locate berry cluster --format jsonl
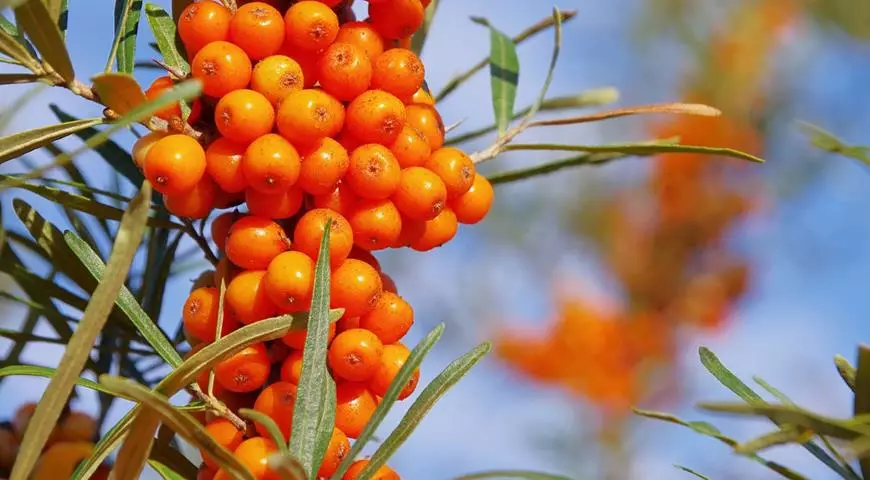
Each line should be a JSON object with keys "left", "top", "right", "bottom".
{"left": 130, "top": 1, "right": 495, "bottom": 479}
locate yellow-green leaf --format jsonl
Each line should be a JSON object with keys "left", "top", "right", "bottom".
{"left": 14, "top": 0, "right": 74, "bottom": 81}
{"left": 145, "top": 2, "right": 189, "bottom": 74}
{"left": 0, "top": 27, "right": 38, "bottom": 68}
{"left": 0, "top": 117, "right": 103, "bottom": 165}
{"left": 240, "top": 409, "right": 288, "bottom": 452}
{"left": 503, "top": 142, "right": 765, "bottom": 163}
{"left": 0, "top": 72, "right": 44, "bottom": 84}
{"left": 855, "top": 346, "right": 870, "bottom": 477}
{"left": 92, "top": 72, "right": 147, "bottom": 115}
{"left": 470, "top": 17, "right": 518, "bottom": 136}
{"left": 455, "top": 471, "right": 572, "bottom": 480}
{"left": 837, "top": 355, "right": 857, "bottom": 392}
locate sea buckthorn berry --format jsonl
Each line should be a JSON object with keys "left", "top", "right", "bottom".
{"left": 211, "top": 211, "right": 237, "bottom": 252}
{"left": 410, "top": 208, "right": 458, "bottom": 251}
{"left": 392, "top": 166, "right": 447, "bottom": 220}
{"left": 251, "top": 55, "right": 304, "bottom": 107}
{"left": 425, "top": 147, "right": 476, "bottom": 198}
{"left": 132, "top": 131, "right": 166, "bottom": 167}
{"left": 298, "top": 137, "right": 349, "bottom": 195}
{"left": 314, "top": 182, "right": 359, "bottom": 217}
{"left": 253, "top": 381, "right": 297, "bottom": 440}
{"left": 213, "top": 188, "right": 245, "bottom": 210}
{"left": 335, "top": 382, "right": 378, "bottom": 439}
{"left": 226, "top": 271, "right": 278, "bottom": 324}
{"left": 342, "top": 460, "right": 400, "bottom": 480}
{"left": 336, "top": 128, "right": 363, "bottom": 153}
{"left": 406, "top": 104, "right": 444, "bottom": 150}
{"left": 226, "top": 216, "right": 292, "bottom": 269}
{"left": 206, "top": 137, "right": 248, "bottom": 194}
{"left": 202, "top": 419, "right": 244, "bottom": 470}
{"left": 278, "top": 41, "right": 320, "bottom": 88}
{"left": 191, "top": 41, "right": 253, "bottom": 98}
{"left": 145, "top": 76, "right": 182, "bottom": 120}
{"left": 178, "top": 2, "right": 231, "bottom": 55}
{"left": 293, "top": 208, "right": 354, "bottom": 267}
{"left": 389, "top": 125, "right": 431, "bottom": 168}
{"left": 264, "top": 251, "right": 314, "bottom": 312}
{"left": 282, "top": 322, "right": 336, "bottom": 349}
{"left": 214, "top": 89, "right": 275, "bottom": 144}
{"left": 198, "top": 465, "right": 217, "bottom": 480}
{"left": 246, "top": 187, "right": 304, "bottom": 219}
{"left": 329, "top": 328, "right": 384, "bottom": 381}
{"left": 229, "top": 2, "right": 285, "bottom": 60}
{"left": 183, "top": 287, "right": 239, "bottom": 343}
{"left": 407, "top": 86, "right": 434, "bottom": 106}
{"left": 165, "top": 176, "right": 217, "bottom": 219}
{"left": 318, "top": 42, "right": 373, "bottom": 101}
{"left": 337, "top": 315, "right": 361, "bottom": 333}
{"left": 346, "top": 90, "right": 406, "bottom": 145}
{"left": 336, "top": 21, "right": 385, "bottom": 62}
{"left": 348, "top": 247, "right": 381, "bottom": 271}
{"left": 243, "top": 133, "right": 302, "bottom": 194}
{"left": 279, "top": 349, "right": 303, "bottom": 384}
{"left": 450, "top": 173, "right": 494, "bottom": 224}
{"left": 144, "top": 134, "right": 206, "bottom": 195}
{"left": 284, "top": 1, "right": 339, "bottom": 52}
{"left": 349, "top": 199, "right": 402, "bottom": 250}
{"left": 372, "top": 48, "right": 425, "bottom": 100}
{"left": 359, "top": 291, "right": 413, "bottom": 345}
{"left": 277, "top": 89, "right": 345, "bottom": 147}
{"left": 346, "top": 144, "right": 401, "bottom": 200}
{"left": 12, "top": 402, "right": 36, "bottom": 438}
{"left": 31, "top": 441, "right": 96, "bottom": 480}
{"left": 331, "top": 258, "right": 383, "bottom": 317}
{"left": 214, "top": 342, "right": 271, "bottom": 392}
{"left": 381, "top": 272, "right": 398, "bottom": 294}
{"left": 57, "top": 411, "right": 97, "bottom": 442}
{"left": 369, "top": 343, "right": 419, "bottom": 399}
{"left": 369, "top": 0, "right": 424, "bottom": 40}
{"left": 220, "top": 437, "right": 281, "bottom": 480}
{"left": 318, "top": 428, "right": 350, "bottom": 478}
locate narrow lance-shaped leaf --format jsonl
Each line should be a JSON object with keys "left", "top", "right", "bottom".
{"left": 674, "top": 466, "right": 711, "bottom": 480}
{"left": 855, "top": 346, "right": 870, "bottom": 478}
{"left": 454, "top": 471, "right": 572, "bottom": 480}
{"left": 0, "top": 24, "right": 38, "bottom": 68}
{"left": 800, "top": 122, "right": 870, "bottom": 165}
{"left": 14, "top": 0, "right": 74, "bottom": 81}
{"left": 837, "top": 355, "right": 857, "bottom": 392}
{"left": 9, "top": 182, "right": 151, "bottom": 480}
{"left": 502, "top": 142, "right": 765, "bottom": 163}
{"left": 109, "top": 0, "right": 144, "bottom": 73}
{"left": 148, "top": 459, "right": 190, "bottom": 480}
{"left": 92, "top": 72, "right": 148, "bottom": 115}
{"left": 239, "top": 409, "right": 289, "bottom": 453}
{"left": 697, "top": 402, "right": 870, "bottom": 441}
{"left": 522, "top": 8, "right": 562, "bottom": 123}
{"left": 0, "top": 365, "right": 118, "bottom": 397}
{"left": 470, "top": 17, "right": 518, "bottom": 136}
{"left": 145, "top": 3, "right": 189, "bottom": 74}
{"left": 0, "top": 117, "right": 103, "bottom": 165}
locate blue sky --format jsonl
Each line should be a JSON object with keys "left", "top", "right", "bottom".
{"left": 2, "top": 0, "right": 870, "bottom": 479}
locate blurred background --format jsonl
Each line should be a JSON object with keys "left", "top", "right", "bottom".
{"left": 2, "top": 0, "right": 870, "bottom": 478}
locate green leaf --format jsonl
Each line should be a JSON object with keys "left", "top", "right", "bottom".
{"left": 503, "top": 142, "right": 765, "bottom": 163}
{"left": 0, "top": 24, "right": 38, "bottom": 68}
{"left": 145, "top": 3, "right": 189, "bottom": 75}
{"left": 454, "top": 471, "right": 572, "bottom": 480}
{"left": 410, "top": 0, "right": 439, "bottom": 55}
{"left": 0, "top": 117, "right": 103, "bottom": 165}
{"left": 9, "top": 182, "right": 151, "bottom": 480}
{"left": 470, "top": 17, "right": 518, "bottom": 136}
{"left": 735, "top": 426, "right": 812, "bottom": 455}
{"left": 268, "top": 454, "right": 307, "bottom": 480}
{"left": 0, "top": 364, "right": 114, "bottom": 395}
{"left": 800, "top": 122, "right": 870, "bottom": 165}
{"left": 289, "top": 219, "right": 337, "bottom": 479}
{"left": 240, "top": 408, "right": 289, "bottom": 453}
{"left": 698, "top": 403, "right": 870, "bottom": 441}
{"left": 359, "top": 342, "right": 492, "bottom": 480}
{"left": 148, "top": 459, "right": 190, "bottom": 480}
{"left": 837, "top": 355, "right": 857, "bottom": 392}
{"left": 523, "top": 8, "right": 562, "bottom": 122}
{"left": 109, "top": 0, "right": 143, "bottom": 73}
{"left": 674, "top": 466, "right": 710, "bottom": 480}
{"left": 855, "top": 346, "right": 870, "bottom": 478}
{"left": 487, "top": 151, "right": 628, "bottom": 185}
{"left": 14, "top": 0, "right": 74, "bottom": 81}
{"left": 92, "top": 72, "right": 147, "bottom": 115}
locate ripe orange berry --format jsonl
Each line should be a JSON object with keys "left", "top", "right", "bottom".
{"left": 450, "top": 173, "right": 494, "bottom": 224}
{"left": 318, "top": 428, "right": 350, "bottom": 478}
{"left": 183, "top": 286, "right": 239, "bottom": 343}
{"left": 206, "top": 137, "right": 248, "bottom": 194}
{"left": 214, "top": 89, "right": 275, "bottom": 144}
{"left": 243, "top": 133, "right": 302, "bottom": 194}
{"left": 276, "top": 89, "right": 345, "bottom": 147}
{"left": 202, "top": 418, "right": 244, "bottom": 470}
{"left": 253, "top": 381, "right": 297, "bottom": 440}
{"left": 405, "top": 104, "right": 444, "bottom": 150}
{"left": 251, "top": 55, "right": 305, "bottom": 107}
{"left": 145, "top": 76, "right": 182, "bottom": 121}
{"left": 178, "top": 2, "right": 231, "bottom": 55}
{"left": 346, "top": 90, "right": 406, "bottom": 145}
{"left": 358, "top": 291, "right": 413, "bottom": 345}
{"left": 144, "top": 134, "right": 206, "bottom": 195}
{"left": 57, "top": 411, "right": 97, "bottom": 442}
{"left": 264, "top": 251, "right": 314, "bottom": 312}
{"left": 191, "top": 41, "right": 253, "bottom": 98}
{"left": 220, "top": 437, "right": 281, "bottom": 480}
{"left": 278, "top": 40, "right": 320, "bottom": 88}
{"left": 389, "top": 125, "right": 431, "bottom": 168}
{"left": 132, "top": 131, "right": 166, "bottom": 167}
{"left": 293, "top": 208, "right": 354, "bottom": 267}
{"left": 279, "top": 349, "right": 304, "bottom": 384}
{"left": 368, "top": 343, "right": 419, "bottom": 399}
{"left": 282, "top": 322, "right": 337, "bottom": 349}
{"left": 369, "top": 0, "right": 423, "bottom": 40}
{"left": 214, "top": 342, "right": 271, "bottom": 392}
{"left": 12, "top": 402, "right": 36, "bottom": 438}
{"left": 226, "top": 270, "right": 278, "bottom": 324}
{"left": 342, "top": 459, "right": 400, "bottom": 480}
{"left": 226, "top": 216, "right": 292, "bottom": 269}
{"left": 407, "top": 86, "right": 434, "bottom": 106}
{"left": 371, "top": 48, "right": 424, "bottom": 100}
{"left": 336, "top": 315, "right": 361, "bottom": 333}
{"left": 198, "top": 465, "right": 217, "bottom": 480}
{"left": 392, "top": 166, "right": 446, "bottom": 220}
{"left": 298, "top": 137, "right": 349, "bottom": 195}
{"left": 410, "top": 208, "right": 458, "bottom": 251}
{"left": 380, "top": 272, "right": 398, "bottom": 294}
{"left": 348, "top": 199, "right": 402, "bottom": 250}
{"left": 284, "top": 1, "right": 339, "bottom": 52}
{"left": 213, "top": 187, "right": 245, "bottom": 210}
{"left": 211, "top": 211, "right": 237, "bottom": 251}
{"left": 164, "top": 176, "right": 217, "bottom": 219}
{"left": 229, "top": 2, "right": 285, "bottom": 60}
{"left": 335, "top": 382, "right": 378, "bottom": 439}
{"left": 335, "top": 21, "right": 385, "bottom": 61}
{"left": 331, "top": 258, "right": 383, "bottom": 317}
{"left": 424, "top": 147, "right": 475, "bottom": 198}
{"left": 336, "top": 127, "right": 363, "bottom": 152}
{"left": 314, "top": 182, "right": 359, "bottom": 217}
{"left": 329, "top": 328, "right": 384, "bottom": 382}
{"left": 318, "top": 42, "right": 372, "bottom": 101}
{"left": 346, "top": 144, "right": 401, "bottom": 200}
{"left": 348, "top": 247, "right": 381, "bottom": 271}
{"left": 246, "top": 187, "right": 304, "bottom": 219}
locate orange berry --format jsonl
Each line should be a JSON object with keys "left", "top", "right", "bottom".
{"left": 132, "top": 131, "right": 166, "bottom": 168}
{"left": 329, "top": 328, "right": 383, "bottom": 382}
{"left": 336, "top": 315, "right": 361, "bottom": 333}
{"left": 223, "top": 437, "right": 281, "bottom": 480}
{"left": 293, "top": 208, "right": 354, "bottom": 267}
{"left": 381, "top": 272, "right": 398, "bottom": 294}
{"left": 318, "top": 42, "right": 372, "bottom": 101}
{"left": 198, "top": 465, "right": 217, "bottom": 480}
{"left": 450, "top": 173, "right": 494, "bottom": 224}
{"left": 206, "top": 137, "right": 248, "bottom": 194}
{"left": 313, "top": 182, "right": 359, "bottom": 217}
{"left": 405, "top": 104, "right": 444, "bottom": 150}
{"left": 145, "top": 76, "right": 182, "bottom": 121}
{"left": 12, "top": 402, "right": 36, "bottom": 438}
{"left": 282, "top": 322, "right": 336, "bottom": 349}
{"left": 358, "top": 291, "right": 413, "bottom": 345}
{"left": 424, "top": 147, "right": 475, "bottom": 198}
{"left": 214, "top": 89, "right": 275, "bottom": 144}
{"left": 279, "top": 349, "right": 304, "bottom": 384}
{"left": 243, "top": 133, "right": 302, "bottom": 194}
{"left": 202, "top": 418, "right": 244, "bottom": 470}
{"left": 331, "top": 258, "right": 383, "bottom": 317}
{"left": 264, "top": 251, "right": 315, "bottom": 312}
{"left": 348, "top": 247, "right": 381, "bottom": 270}
{"left": 57, "top": 411, "right": 97, "bottom": 442}
{"left": 284, "top": 1, "right": 339, "bottom": 52}
{"left": 318, "top": 428, "right": 350, "bottom": 478}
{"left": 335, "top": 21, "right": 385, "bottom": 61}
{"left": 369, "top": 0, "right": 423, "bottom": 40}
{"left": 346, "top": 90, "right": 406, "bottom": 145}
{"left": 346, "top": 144, "right": 401, "bottom": 200}
{"left": 348, "top": 199, "right": 402, "bottom": 250}
{"left": 368, "top": 343, "right": 418, "bottom": 399}
{"left": 336, "top": 128, "right": 363, "bottom": 152}
{"left": 276, "top": 88, "right": 345, "bottom": 147}
{"left": 392, "top": 166, "right": 446, "bottom": 220}
{"left": 226, "top": 270, "right": 279, "bottom": 324}
{"left": 144, "top": 134, "right": 206, "bottom": 195}
{"left": 298, "top": 137, "right": 350, "bottom": 195}
{"left": 335, "top": 382, "right": 378, "bottom": 439}
{"left": 407, "top": 86, "right": 434, "bottom": 106}
{"left": 226, "top": 216, "right": 292, "bottom": 269}
{"left": 178, "top": 2, "right": 231, "bottom": 55}
{"left": 211, "top": 211, "right": 237, "bottom": 251}
{"left": 246, "top": 187, "right": 304, "bottom": 219}
{"left": 410, "top": 208, "right": 458, "bottom": 251}
{"left": 191, "top": 41, "right": 253, "bottom": 98}
{"left": 389, "top": 125, "right": 431, "bottom": 168}
{"left": 278, "top": 41, "right": 320, "bottom": 87}
{"left": 253, "top": 381, "right": 297, "bottom": 440}
{"left": 164, "top": 175, "right": 217, "bottom": 218}
{"left": 251, "top": 55, "right": 305, "bottom": 107}
{"left": 213, "top": 187, "right": 245, "bottom": 210}
{"left": 342, "top": 459, "right": 400, "bottom": 480}
{"left": 214, "top": 342, "right": 271, "bottom": 392}
{"left": 183, "top": 286, "right": 239, "bottom": 343}
{"left": 371, "top": 48, "right": 424, "bottom": 100}
{"left": 229, "top": 2, "right": 285, "bottom": 60}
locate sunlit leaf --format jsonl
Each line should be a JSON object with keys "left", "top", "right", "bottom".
{"left": 800, "top": 122, "right": 870, "bottom": 165}
{"left": 0, "top": 72, "right": 43, "bottom": 84}
{"left": 148, "top": 459, "right": 191, "bottom": 480}
{"left": 837, "top": 355, "right": 857, "bottom": 392}
{"left": 523, "top": 8, "right": 562, "bottom": 122}
{"left": 92, "top": 72, "right": 147, "bottom": 115}
{"left": 735, "top": 426, "right": 814, "bottom": 455}
{"left": 674, "top": 466, "right": 710, "bottom": 480}
{"left": 0, "top": 117, "right": 103, "bottom": 165}
{"left": 14, "top": 0, "right": 74, "bottom": 81}
{"left": 145, "top": 3, "right": 189, "bottom": 75}
{"left": 240, "top": 409, "right": 289, "bottom": 453}
{"left": 109, "top": 0, "right": 143, "bottom": 73}
{"left": 0, "top": 23, "right": 38, "bottom": 68}
{"left": 503, "top": 142, "right": 764, "bottom": 163}
{"left": 529, "top": 102, "right": 721, "bottom": 127}
{"left": 455, "top": 471, "right": 572, "bottom": 480}
{"left": 0, "top": 364, "right": 114, "bottom": 396}
{"left": 855, "top": 346, "right": 870, "bottom": 477}
{"left": 470, "top": 17, "right": 518, "bottom": 136}
{"left": 486, "top": 151, "right": 628, "bottom": 185}
{"left": 698, "top": 402, "right": 870, "bottom": 441}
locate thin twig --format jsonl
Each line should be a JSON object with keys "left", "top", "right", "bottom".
{"left": 188, "top": 383, "right": 247, "bottom": 432}
{"left": 183, "top": 219, "right": 219, "bottom": 266}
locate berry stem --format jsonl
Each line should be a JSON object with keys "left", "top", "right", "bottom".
{"left": 183, "top": 219, "right": 220, "bottom": 266}
{"left": 188, "top": 383, "right": 248, "bottom": 432}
